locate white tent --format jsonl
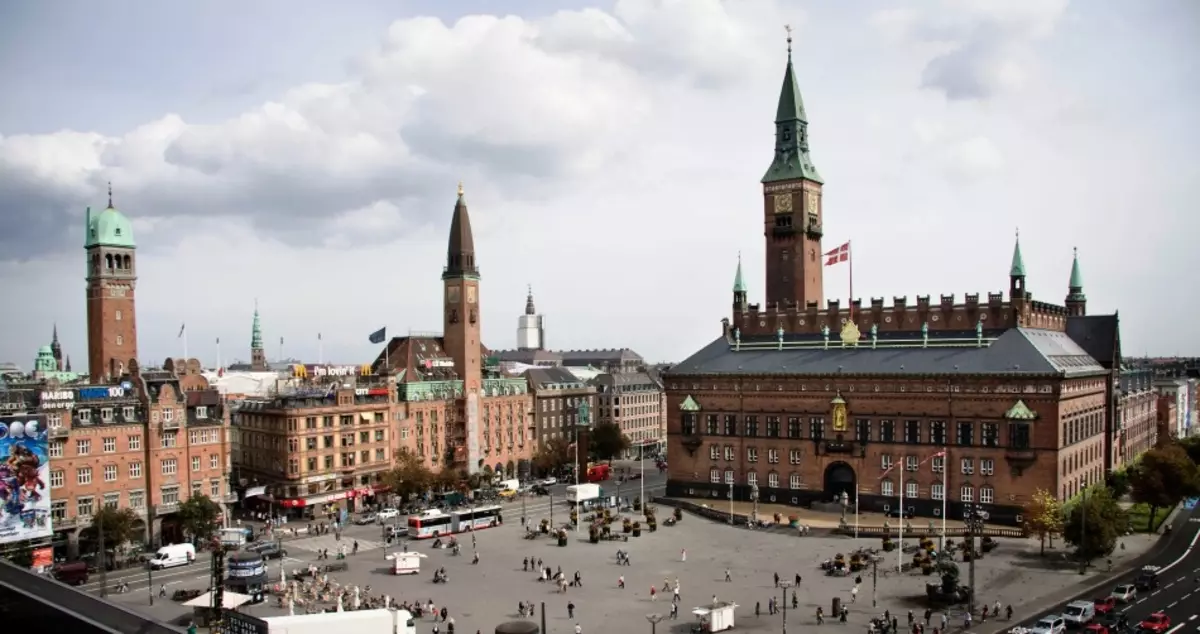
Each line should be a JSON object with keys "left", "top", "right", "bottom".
{"left": 183, "top": 590, "right": 255, "bottom": 610}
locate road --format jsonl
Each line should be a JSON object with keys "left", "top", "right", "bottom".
{"left": 1005, "top": 503, "right": 1200, "bottom": 634}
{"left": 79, "top": 467, "right": 667, "bottom": 600}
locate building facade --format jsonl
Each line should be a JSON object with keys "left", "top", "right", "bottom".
{"left": 374, "top": 185, "right": 534, "bottom": 478}
{"left": 1114, "top": 367, "right": 1157, "bottom": 470}
{"left": 593, "top": 372, "right": 666, "bottom": 456}
{"left": 85, "top": 189, "right": 139, "bottom": 383}
{"left": 663, "top": 42, "right": 1120, "bottom": 527}
{"left": 1154, "top": 378, "right": 1189, "bottom": 440}
{"left": 524, "top": 367, "right": 597, "bottom": 447}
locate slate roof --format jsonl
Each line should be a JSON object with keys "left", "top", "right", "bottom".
{"left": 560, "top": 349, "right": 643, "bottom": 363}
{"left": 592, "top": 372, "right": 660, "bottom": 389}
{"left": 371, "top": 336, "right": 491, "bottom": 384}
{"left": 668, "top": 328, "right": 1106, "bottom": 378}
{"left": 1065, "top": 314, "right": 1120, "bottom": 369}
{"left": 524, "top": 366, "right": 584, "bottom": 389}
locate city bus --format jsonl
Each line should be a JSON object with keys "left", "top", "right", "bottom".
{"left": 406, "top": 505, "right": 503, "bottom": 539}
{"left": 586, "top": 463, "right": 611, "bottom": 482}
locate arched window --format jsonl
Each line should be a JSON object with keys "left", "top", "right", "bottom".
{"left": 105, "top": 253, "right": 114, "bottom": 269}
{"left": 123, "top": 254, "right": 131, "bottom": 269}
{"left": 789, "top": 473, "right": 801, "bottom": 490}
{"left": 709, "top": 468, "right": 719, "bottom": 483}
{"left": 747, "top": 471, "right": 758, "bottom": 486}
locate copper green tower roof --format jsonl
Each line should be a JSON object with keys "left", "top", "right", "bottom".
{"left": 762, "top": 28, "right": 822, "bottom": 184}
{"left": 733, "top": 253, "right": 747, "bottom": 293}
{"left": 251, "top": 302, "right": 264, "bottom": 349}
{"left": 84, "top": 183, "right": 136, "bottom": 249}
{"left": 1010, "top": 231, "right": 1026, "bottom": 277}
{"left": 1067, "top": 247, "right": 1085, "bottom": 299}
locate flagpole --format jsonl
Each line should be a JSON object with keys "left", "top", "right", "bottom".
{"left": 854, "top": 488, "right": 859, "bottom": 539}
{"left": 318, "top": 334, "right": 323, "bottom": 365}
{"left": 898, "top": 462, "right": 904, "bottom": 572}
{"left": 183, "top": 325, "right": 189, "bottom": 360}
{"left": 848, "top": 240, "right": 854, "bottom": 321}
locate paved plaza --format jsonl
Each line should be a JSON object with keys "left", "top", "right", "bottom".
{"left": 98, "top": 501, "right": 1157, "bottom": 633}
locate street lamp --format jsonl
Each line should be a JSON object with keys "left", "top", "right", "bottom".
{"left": 728, "top": 484, "right": 734, "bottom": 525}
{"left": 750, "top": 483, "right": 759, "bottom": 524}
{"left": 575, "top": 400, "right": 591, "bottom": 534}
{"left": 646, "top": 613, "right": 664, "bottom": 634}
{"left": 779, "top": 580, "right": 794, "bottom": 634}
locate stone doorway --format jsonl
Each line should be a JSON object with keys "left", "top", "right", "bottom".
{"left": 823, "top": 461, "right": 856, "bottom": 501}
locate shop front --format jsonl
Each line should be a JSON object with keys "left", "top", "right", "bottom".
{"left": 276, "top": 484, "right": 389, "bottom": 521}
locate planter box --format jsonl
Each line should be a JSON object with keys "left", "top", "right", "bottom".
{"left": 632, "top": 529, "right": 641, "bottom": 537}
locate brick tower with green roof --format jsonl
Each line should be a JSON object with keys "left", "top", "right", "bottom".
{"left": 85, "top": 183, "right": 138, "bottom": 381}
{"left": 761, "top": 27, "right": 825, "bottom": 311}
{"left": 1065, "top": 247, "right": 1087, "bottom": 317}
{"left": 250, "top": 301, "right": 268, "bottom": 371}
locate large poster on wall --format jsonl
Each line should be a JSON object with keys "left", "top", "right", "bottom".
{"left": 0, "top": 415, "right": 52, "bottom": 545}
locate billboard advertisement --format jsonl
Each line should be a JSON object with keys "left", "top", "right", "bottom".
{"left": 0, "top": 415, "right": 52, "bottom": 545}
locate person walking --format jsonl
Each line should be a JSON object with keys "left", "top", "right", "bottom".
{"left": 567, "top": 602, "right": 575, "bottom": 619}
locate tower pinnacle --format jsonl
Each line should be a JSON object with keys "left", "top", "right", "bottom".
{"left": 444, "top": 182, "right": 478, "bottom": 279}
{"left": 733, "top": 252, "right": 747, "bottom": 293}
{"left": 1066, "top": 246, "right": 1087, "bottom": 316}
{"left": 762, "top": 29, "right": 822, "bottom": 184}
{"left": 1009, "top": 229, "right": 1026, "bottom": 277}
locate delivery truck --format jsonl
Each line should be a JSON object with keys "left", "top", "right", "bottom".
{"left": 566, "top": 483, "right": 601, "bottom": 505}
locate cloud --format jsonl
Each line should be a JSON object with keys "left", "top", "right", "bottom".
{"left": 871, "top": 0, "right": 1069, "bottom": 101}
{"left": 0, "top": 1, "right": 779, "bottom": 260}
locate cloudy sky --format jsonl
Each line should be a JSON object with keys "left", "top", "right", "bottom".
{"left": 1, "top": 0, "right": 1196, "bottom": 372}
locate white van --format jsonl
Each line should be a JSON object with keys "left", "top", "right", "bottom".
{"left": 1062, "top": 601, "right": 1095, "bottom": 628}
{"left": 148, "top": 543, "right": 196, "bottom": 569}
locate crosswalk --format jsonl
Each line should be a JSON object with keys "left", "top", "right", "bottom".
{"left": 287, "top": 535, "right": 386, "bottom": 554}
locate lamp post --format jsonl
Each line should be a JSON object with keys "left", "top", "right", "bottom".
{"left": 576, "top": 399, "right": 591, "bottom": 534}
{"left": 646, "top": 613, "right": 664, "bottom": 634}
{"left": 277, "top": 534, "right": 284, "bottom": 583}
{"left": 779, "top": 580, "right": 794, "bottom": 634}
{"left": 750, "top": 483, "right": 760, "bottom": 524}
{"left": 728, "top": 484, "right": 735, "bottom": 525}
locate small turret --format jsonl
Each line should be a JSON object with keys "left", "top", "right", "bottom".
{"left": 50, "top": 323, "right": 63, "bottom": 371}
{"left": 250, "top": 301, "right": 267, "bottom": 371}
{"left": 1009, "top": 229, "right": 1026, "bottom": 301}
{"left": 733, "top": 253, "right": 748, "bottom": 313}
{"left": 1065, "top": 247, "right": 1087, "bottom": 317}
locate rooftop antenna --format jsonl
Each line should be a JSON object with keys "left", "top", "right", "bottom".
{"left": 107, "top": 181, "right": 113, "bottom": 208}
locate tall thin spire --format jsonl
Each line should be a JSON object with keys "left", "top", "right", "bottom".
{"left": 444, "top": 181, "right": 478, "bottom": 279}
{"left": 525, "top": 285, "right": 537, "bottom": 315}
{"left": 107, "top": 181, "right": 113, "bottom": 209}
{"left": 733, "top": 252, "right": 747, "bottom": 293}
{"left": 251, "top": 302, "right": 264, "bottom": 350}
{"left": 1068, "top": 247, "right": 1084, "bottom": 291}
{"left": 1010, "top": 228, "right": 1026, "bottom": 277}
{"left": 52, "top": 323, "right": 59, "bottom": 345}
{"left": 763, "top": 25, "right": 822, "bottom": 184}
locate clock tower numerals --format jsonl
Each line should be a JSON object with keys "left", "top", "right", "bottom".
{"left": 774, "top": 193, "right": 793, "bottom": 214}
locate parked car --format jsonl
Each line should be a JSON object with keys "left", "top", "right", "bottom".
{"left": 1091, "top": 596, "right": 1116, "bottom": 617}
{"left": 530, "top": 485, "right": 550, "bottom": 496}
{"left": 1109, "top": 584, "right": 1136, "bottom": 603}
{"left": 1139, "top": 613, "right": 1170, "bottom": 634}
{"left": 355, "top": 513, "right": 378, "bottom": 525}
{"left": 247, "top": 542, "right": 288, "bottom": 560}
{"left": 1083, "top": 624, "right": 1110, "bottom": 634}
{"left": 539, "top": 477, "right": 558, "bottom": 486}
{"left": 377, "top": 508, "right": 401, "bottom": 521}
{"left": 1031, "top": 616, "right": 1066, "bottom": 634}
{"left": 1062, "top": 600, "right": 1095, "bottom": 628}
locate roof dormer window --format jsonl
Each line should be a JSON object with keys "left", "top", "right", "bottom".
{"left": 114, "top": 228, "right": 121, "bottom": 236}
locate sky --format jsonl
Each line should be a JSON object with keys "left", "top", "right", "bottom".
{"left": 0, "top": 0, "right": 1197, "bottom": 372}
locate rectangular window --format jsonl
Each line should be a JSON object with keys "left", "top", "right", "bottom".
{"left": 682, "top": 414, "right": 697, "bottom": 436}
{"left": 76, "top": 496, "right": 95, "bottom": 518}
{"left": 191, "top": 456, "right": 201, "bottom": 472}
{"left": 931, "top": 456, "right": 944, "bottom": 473}
{"left": 50, "top": 441, "right": 63, "bottom": 458}
{"left": 787, "top": 417, "right": 801, "bottom": 439}
{"left": 1009, "top": 423, "right": 1031, "bottom": 449}
{"left": 766, "top": 416, "right": 781, "bottom": 438}
{"left": 880, "top": 420, "right": 895, "bottom": 443}
{"left": 709, "top": 469, "right": 720, "bottom": 483}
{"left": 128, "top": 435, "right": 141, "bottom": 450}
{"left": 705, "top": 414, "right": 719, "bottom": 435}
{"left": 809, "top": 417, "right": 825, "bottom": 441}
{"left": 76, "top": 439, "right": 90, "bottom": 455}
{"left": 960, "top": 486, "right": 974, "bottom": 502}
{"left": 161, "top": 486, "right": 180, "bottom": 506}
{"left": 102, "top": 437, "right": 116, "bottom": 453}
{"left": 745, "top": 416, "right": 759, "bottom": 437}
{"left": 789, "top": 473, "right": 801, "bottom": 489}
{"left": 881, "top": 454, "right": 893, "bottom": 471}
{"left": 768, "top": 472, "right": 780, "bottom": 488}
{"left": 161, "top": 431, "right": 177, "bottom": 448}
{"left": 905, "top": 455, "right": 918, "bottom": 472}
{"left": 723, "top": 469, "right": 734, "bottom": 484}
{"left": 957, "top": 421, "right": 974, "bottom": 446}
{"left": 210, "top": 454, "right": 219, "bottom": 469}
{"left": 103, "top": 493, "right": 120, "bottom": 510}
{"left": 931, "top": 483, "right": 944, "bottom": 500}
{"left": 905, "top": 420, "right": 921, "bottom": 444}
{"left": 789, "top": 449, "right": 801, "bottom": 465}
{"left": 129, "top": 490, "right": 144, "bottom": 509}
{"left": 50, "top": 470, "right": 64, "bottom": 488}
{"left": 930, "top": 421, "right": 946, "bottom": 445}
{"left": 162, "top": 458, "right": 178, "bottom": 475}
{"left": 980, "top": 458, "right": 995, "bottom": 476}
{"left": 980, "top": 486, "right": 994, "bottom": 504}
{"left": 103, "top": 464, "right": 117, "bottom": 482}
{"left": 211, "top": 480, "right": 221, "bottom": 498}
{"left": 709, "top": 445, "right": 719, "bottom": 460}
{"left": 723, "top": 415, "right": 737, "bottom": 436}
{"left": 747, "top": 471, "right": 758, "bottom": 486}
{"left": 51, "top": 500, "right": 67, "bottom": 521}
{"left": 881, "top": 480, "right": 894, "bottom": 497}
{"left": 981, "top": 423, "right": 999, "bottom": 447}
{"left": 129, "top": 461, "right": 142, "bottom": 478}
{"left": 76, "top": 467, "right": 92, "bottom": 485}
{"left": 724, "top": 446, "right": 734, "bottom": 461}
{"left": 906, "top": 481, "right": 918, "bottom": 499}
{"left": 856, "top": 419, "right": 871, "bottom": 443}
{"left": 747, "top": 447, "right": 758, "bottom": 463}
{"left": 307, "top": 457, "right": 317, "bottom": 471}
{"left": 960, "top": 458, "right": 974, "bottom": 475}
{"left": 100, "top": 407, "right": 112, "bottom": 422}
{"left": 768, "top": 449, "right": 780, "bottom": 464}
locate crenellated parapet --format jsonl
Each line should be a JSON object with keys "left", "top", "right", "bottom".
{"left": 732, "top": 288, "right": 1072, "bottom": 338}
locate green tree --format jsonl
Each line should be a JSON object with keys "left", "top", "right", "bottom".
{"left": 92, "top": 506, "right": 142, "bottom": 547}
{"left": 1178, "top": 436, "right": 1200, "bottom": 465}
{"left": 1129, "top": 445, "right": 1200, "bottom": 531}
{"left": 589, "top": 422, "right": 630, "bottom": 463}
{"left": 533, "top": 437, "right": 571, "bottom": 475}
{"left": 1106, "top": 468, "right": 1132, "bottom": 499}
{"left": 178, "top": 494, "right": 223, "bottom": 541}
{"left": 382, "top": 448, "right": 434, "bottom": 501}
{"left": 1062, "top": 486, "right": 1127, "bottom": 561}
{"left": 1023, "top": 488, "right": 1065, "bottom": 555}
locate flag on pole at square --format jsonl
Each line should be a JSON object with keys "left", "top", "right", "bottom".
{"left": 824, "top": 242, "right": 850, "bottom": 266}
{"left": 368, "top": 327, "right": 387, "bottom": 344}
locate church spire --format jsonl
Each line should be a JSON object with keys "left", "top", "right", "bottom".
{"left": 1010, "top": 230, "right": 1026, "bottom": 277}
{"left": 733, "top": 252, "right": 747, "bottom": 293}
{"left": 444, "top": 182, "right": 479, "bottom": 279}
{"left": 525, "top": 285, "right": 536, "bottom": 315}
{"left": 763, "top": 25, "right": 822, "bottom": 184}
{"left": 1066, "top": 247, "right": 1087, "bottom": 316}
{"left": 251, "top": 301, "right": 264, "bottom": 350}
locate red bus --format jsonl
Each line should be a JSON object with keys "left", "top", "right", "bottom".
{"left": 586, "top": 464, "right": 611, "bottom": 482}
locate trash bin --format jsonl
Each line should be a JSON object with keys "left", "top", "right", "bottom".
{"left": 832, "top": 596, "right": 841, "bottom": 615}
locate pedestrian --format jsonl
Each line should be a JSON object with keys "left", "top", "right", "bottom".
{"left": 681, "top": 548, "right": 687, "bottom": 562}
{"left": 725, "top": 569, "right": 732, "bottom": 582}
{"left": 851, "top": 585, "right": 858, "bottom": 603}
{"left": 619, "top": 576, "right": 625, "bottom": 589}
{"left": 924, "top": 609, "right": 932, "bottom": 627}
{"left": 650, "top": 586, "right": 658, "bottom": 601}
{"left": 774, "top": 572, "right": 780, "bottom": 587}
{"left": 756, "top": 601, "right": 761, "bottom": 617}
{"left": 568, "top": 601, "right": 575, "bottom": 619}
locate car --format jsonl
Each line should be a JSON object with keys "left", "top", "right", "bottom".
{"left": 1083, "top": 624, "right": 1110, "bottom": 634}
{"left": 1062, "top": 600, "right": 1095, "bottom": 628}
{"left": 377, "top": 508, "right": 401, "bottom": 521}
{"left": 540, "top": 477, "right": 558, "bottom": 486}
{"left": 384, "top": 525, "right": 409, "bottom": 542}
{"left": 1134, "top": 566, "right": 1159, "bottom": 590}
{"left": 1092, "top": 597, "right": 1116, "bottom": 617}
{"left": 247, "top": 542, "right": 287, "bottom": 560}
{"left": 354, "top": 513, "right": 378, "bottom": 525}
{"left": 1139, "top": 613, "right": 1170, "bottom": 634}
{"left": 530, "top": 485, "right": 550, "bottom": 496}
{"left": 1109, "top": 584, "right": 1136, "bottom": 603}
{"left": 1031, "top": 616, "right": 1066, "bottom": 634}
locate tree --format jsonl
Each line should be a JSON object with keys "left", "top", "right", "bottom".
{"left": 178, "top": 494, "right": 222, "bottom": 541}
{"left": 382, "top": 448, "right": 434, "bottom": 501}
{"left": 1023, "top": 488, "right": 1065, "bottom": 555}
{"left": 1106, "top": 468, "right": 1131, "bottom": 499}
{"left": 590, "top": 422, "right": 630, "bottom": 463}
{"left": 1178, "top": 436, "right": 1200, "bottom": 466}
{"left": 533, "top": 437, "right": 571, "bottom": 475}
{"left": 92, "top": 506, "right": 142, "bottom": 562}
{"left": 1129, "top": 444, "right": 1200, "bottom": 531}
{"left": 1062, "top": 485, "right": 1127, "bottom": 561}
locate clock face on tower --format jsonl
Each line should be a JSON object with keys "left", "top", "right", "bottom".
{"left": 466, "top": 286, "right": 476, "bottom": 304}
{"left": 447, "top": 285, "right": 460, "bottom": 303}
{"left": 807, "top": 193, "right": 819, "bottom": 215}
{"left": 774, "top": 193, "right": 793, "bottom": 214}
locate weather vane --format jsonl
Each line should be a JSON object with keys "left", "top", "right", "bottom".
{"left": 784, "top": 24, "right": 793, "bottom": 56}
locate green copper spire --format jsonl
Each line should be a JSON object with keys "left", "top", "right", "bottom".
{"left": 762, "top": 26, "right": 822, "bottom": 184}
{"left": 733, "top": 252, "right": 747, "bottom": 293}
{"left": 1069, "top": 247, "right": 1083, "bottom": 290}
{"left": 1009, "top": 230, "right": 1026, "bottom": 277}
{"left": 250, "top": 301, "right": 264, "bottom": 349}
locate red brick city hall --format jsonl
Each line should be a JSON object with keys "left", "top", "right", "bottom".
{"left": 662, "top": 44, "right": 1121, "bottom": 527}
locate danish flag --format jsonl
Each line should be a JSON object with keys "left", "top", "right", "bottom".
{"left": 824, "top": 242, "right": 850, "bottom": 266}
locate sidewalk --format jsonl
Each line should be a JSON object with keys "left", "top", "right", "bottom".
{"left": 684, "top": 497, "right": 971, "bottom": 530}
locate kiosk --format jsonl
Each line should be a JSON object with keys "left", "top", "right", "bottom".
{"left": 225, "top": 551, "right": 269, "bottom": 603}
{"left": 691, "top": 601, "right": 738, "bottom": 632}
{"left": 387, "top": 550, "right": 427, "bottom": 575}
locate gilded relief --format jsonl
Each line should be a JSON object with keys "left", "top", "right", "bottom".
{"left": 831, "top": 393, "right": 848, "bottom": 432}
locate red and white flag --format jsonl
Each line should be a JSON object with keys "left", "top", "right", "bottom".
{"left": 920, "top": 450, "right": 947, "bottom": 466}
{"left": 824, "top": 242, "right": 850, "bottom": 266}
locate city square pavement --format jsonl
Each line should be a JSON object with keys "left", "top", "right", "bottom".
{"left": 97, "top": 498, "right": 1156, "bottom": 634}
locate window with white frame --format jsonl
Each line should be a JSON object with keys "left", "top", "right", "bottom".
{"left": 210, "top": 479, "right": 221, "bottom": 498}
{"left": 710, "top": 468, "right": 720, "bottom": 483}
{"left": 905, "top": 455, "right": 918, "bottom": 471}
{"left": 122, "top": 406, "right": 135, "bottom": 420}
{"left": 100, "top": 407, "right": 112, "bottom": 422}
{"left": 161, "top": 458, "right": 178, "bottom": 475}
{"left": 724, "top": 469, "right": 734, "bottom": 484}
{"left": 49, "top": 441, "right": 63, "bottom": 458}
{"left": 931, "top": 456, "right": 944, "bottom": 473}
{"left": 76, "top": 466, "right": 92, "bottom": 485}
{"left": 931, "top": 483, "right": 944, "bottom": 500}
{"left": 103, "top": 493, "right": 120, "bottom": 510}
{"left": 161, "top": 486, "right": 180, "bottom": 506}
{"left": 768, "top": 448, "right": 780, "bottom": 464}
{"left": 747, "top": 471, "right": 758, "bottom": 486}
{"left": 747, "top": 447, "right": 758, "bottom": 462}
{"left": 960, "top": 485, "right": 974, "bottom": 502}
{"left": 129, "top": 490, "right": 144, "bottom": 509}
{"left": 102, "top": 437, "right": 116, "bottom": 452}
{"left": 76, "top": 496, "right": 95, "bottom": 518}
{"left": 196, "top": 406, "right": 208, "bottom": 419}
{"left": 128, "top": 435, "right": 141, "bottom": 450}
{"left": 881, "top": 455, "right": 893, "bottom": 471}
{"left": 191, "top": 456, "right": 201, "bottom": 472}
{"left": 129, "top": 461, "right": 142, "bottom": 478}
{"left": 710, "top": 446, "right": 719, "bottom": 460}
{"left": 768, "top": 471, "right": 780, "bottom": 488}
{"left": 980, "top": 459, "right": 994, "bottom": 476}
{"left": 979, "top": 486, "right": 994, "bottom": 504}
{"left": 960, "top": 458, "right": 974, "bottom": 475}
{"left": 906, "top": 481, "right": 918, "bottom": 498}
{"left": 103, "top": 464, "right": 117, "bottom": 482}
{"left": 161, "top": 431, "right": 178, "bottom": 448}
{"left": 76, "top": 439, "right": 90, "bottom": 455}
{"left": 163, "top": 408, "right": 173, "bottom": 423}
{"left": 789, "top": 473, "right": 801, "bottom": 489}
{"left": 210, "top": 454, "right": 219, "bottom": 469}
{"left": 881, "top": 479, "right": 894, "bottom": 497}
{"left": 789, "top": 449, "right": 801, "bottom": 465}
{"left": 192, "top": 481, "right": 203, "bottom": 498}
{"left": 724, "top": 446, "right": 734, "bottom": 461}
{"left": 50, "top": 470, "right": 64, "bottom": 488}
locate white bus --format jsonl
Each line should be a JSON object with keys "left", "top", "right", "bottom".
{"left": 406, "top": 505, "right": 503, "bottom": 539}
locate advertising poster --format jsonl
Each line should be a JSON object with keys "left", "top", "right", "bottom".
{"left": 0, "top": 415, "right": 52, "bottom": 545}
